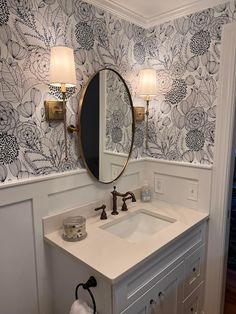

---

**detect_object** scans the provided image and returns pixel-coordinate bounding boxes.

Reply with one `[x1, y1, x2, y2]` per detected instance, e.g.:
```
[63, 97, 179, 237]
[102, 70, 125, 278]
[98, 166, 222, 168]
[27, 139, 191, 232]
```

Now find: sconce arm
[67, 124, 80, 134]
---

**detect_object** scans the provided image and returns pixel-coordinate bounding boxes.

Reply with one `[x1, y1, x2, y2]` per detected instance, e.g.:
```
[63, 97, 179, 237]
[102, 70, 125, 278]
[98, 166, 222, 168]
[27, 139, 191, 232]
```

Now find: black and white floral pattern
[0, 134, 19, 164]
[165, 79, 187, 105]
[106, 71, 132, 153]
[75, 22, 95, 50]
[0, 0, 235, 182]
[190, 30, 211, 55]
[185, 129, 205, 151]
[0, 0, 9, 26]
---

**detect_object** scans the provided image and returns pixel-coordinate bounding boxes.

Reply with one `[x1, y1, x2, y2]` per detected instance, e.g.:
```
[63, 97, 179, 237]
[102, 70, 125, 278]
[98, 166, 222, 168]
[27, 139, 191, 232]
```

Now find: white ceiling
[88, 0, 227, 27]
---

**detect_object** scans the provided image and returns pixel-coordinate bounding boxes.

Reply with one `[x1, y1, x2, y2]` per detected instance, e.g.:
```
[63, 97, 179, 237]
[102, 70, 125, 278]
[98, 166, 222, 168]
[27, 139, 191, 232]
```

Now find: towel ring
[75, 276, 97, 314]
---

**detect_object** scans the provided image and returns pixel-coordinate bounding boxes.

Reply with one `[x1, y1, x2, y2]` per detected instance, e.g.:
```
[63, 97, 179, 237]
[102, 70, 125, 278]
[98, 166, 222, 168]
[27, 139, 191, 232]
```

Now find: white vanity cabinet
[110, 222, 207, 314]
[44, 201, 208, 314]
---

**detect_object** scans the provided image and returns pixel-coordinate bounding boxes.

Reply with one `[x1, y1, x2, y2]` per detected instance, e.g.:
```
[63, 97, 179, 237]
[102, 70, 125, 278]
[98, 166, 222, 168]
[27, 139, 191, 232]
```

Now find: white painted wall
[0, 158, 211, 314]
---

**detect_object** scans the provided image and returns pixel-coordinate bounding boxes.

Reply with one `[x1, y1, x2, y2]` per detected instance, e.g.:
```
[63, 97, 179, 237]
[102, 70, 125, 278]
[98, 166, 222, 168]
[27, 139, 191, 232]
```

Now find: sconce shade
[49, 46, 76, 88]
[137, 68, 157, 100]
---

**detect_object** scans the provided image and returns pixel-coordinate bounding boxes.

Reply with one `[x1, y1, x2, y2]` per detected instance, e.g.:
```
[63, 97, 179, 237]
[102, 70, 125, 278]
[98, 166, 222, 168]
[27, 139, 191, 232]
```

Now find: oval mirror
[78, 68, 134, 184]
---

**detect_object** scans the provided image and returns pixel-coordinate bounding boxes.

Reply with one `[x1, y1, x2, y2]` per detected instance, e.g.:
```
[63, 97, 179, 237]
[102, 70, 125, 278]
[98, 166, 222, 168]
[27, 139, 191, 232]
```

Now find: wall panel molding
[0, 158, 212, 314]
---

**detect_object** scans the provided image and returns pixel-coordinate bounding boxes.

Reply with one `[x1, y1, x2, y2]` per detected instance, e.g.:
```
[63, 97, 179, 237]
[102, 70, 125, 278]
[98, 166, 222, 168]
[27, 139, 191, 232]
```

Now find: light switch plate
[187, 182, 198, 201]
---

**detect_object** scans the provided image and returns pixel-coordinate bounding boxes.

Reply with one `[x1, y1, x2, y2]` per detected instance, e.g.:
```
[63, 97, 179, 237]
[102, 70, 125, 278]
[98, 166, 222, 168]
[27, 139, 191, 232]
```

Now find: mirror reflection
[79, 69, 134, 184]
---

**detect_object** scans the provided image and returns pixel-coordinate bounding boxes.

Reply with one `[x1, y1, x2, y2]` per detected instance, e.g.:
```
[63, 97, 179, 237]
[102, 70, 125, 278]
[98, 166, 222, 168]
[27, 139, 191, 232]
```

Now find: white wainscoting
[0, 158, 212, 314]
[144, 158, 212, 212]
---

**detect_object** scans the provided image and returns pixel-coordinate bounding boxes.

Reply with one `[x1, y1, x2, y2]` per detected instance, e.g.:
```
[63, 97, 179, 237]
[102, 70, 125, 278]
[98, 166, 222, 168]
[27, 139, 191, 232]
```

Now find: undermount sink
[100, 209, 176, 243]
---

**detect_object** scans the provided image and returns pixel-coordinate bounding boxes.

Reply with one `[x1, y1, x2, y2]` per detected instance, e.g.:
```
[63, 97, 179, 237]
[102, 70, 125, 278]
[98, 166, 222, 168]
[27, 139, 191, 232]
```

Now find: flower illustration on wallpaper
[75, 22, 95, 50]
[189, 9, 214, 33]
[0, 164, 7, 182]
[185, 107, 207, 130]
[145, 35, 158, 58]
[28, 47, 50, 82]
[93, 18, 109, 48]
[165, 79, 187, 104]
[132, 125, 145, 158]
[133, 42, 145, 64]
[166, 150, 182, 161]
[204, 122, 215, 143]
[0, 102, 19, 133]
[0, 0, 9, 26]
[111, 127, 123, 143]
[0, 134, 19, 165]
[185, 129, 205, 151]
[110, 110, 125, 127]
[9, 0, 35, 28]
[156, 70, 173, 95]
[133, 25, 146, 43]
[190, 30, 211, 55]
[170, 61, 186, 78]
[210, 15, 229, 40]
[14, 122, 40, 148]
[74, 1, 95, 22]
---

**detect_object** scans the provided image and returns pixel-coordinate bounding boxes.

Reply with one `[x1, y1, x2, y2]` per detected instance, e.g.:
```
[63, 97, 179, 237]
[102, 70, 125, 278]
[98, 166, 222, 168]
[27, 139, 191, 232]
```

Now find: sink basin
[100, 209, 176, 243]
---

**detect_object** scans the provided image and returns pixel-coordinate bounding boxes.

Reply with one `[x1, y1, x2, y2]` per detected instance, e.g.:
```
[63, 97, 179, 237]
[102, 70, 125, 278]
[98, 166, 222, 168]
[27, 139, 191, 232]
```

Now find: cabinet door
[155, 262, 183, 314]
[121, 262, 184, 314]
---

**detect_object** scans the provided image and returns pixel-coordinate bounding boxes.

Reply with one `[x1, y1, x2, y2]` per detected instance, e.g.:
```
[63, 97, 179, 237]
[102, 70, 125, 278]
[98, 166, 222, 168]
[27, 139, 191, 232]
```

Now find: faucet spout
[111, 186, 136, 215]
[125, 191, 136, 202]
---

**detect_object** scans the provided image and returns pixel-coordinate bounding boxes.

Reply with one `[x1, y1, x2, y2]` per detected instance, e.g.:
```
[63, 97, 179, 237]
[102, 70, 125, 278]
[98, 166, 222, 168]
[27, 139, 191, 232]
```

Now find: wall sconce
[46, 46, 77, 161]
[137, 68, 157, 149]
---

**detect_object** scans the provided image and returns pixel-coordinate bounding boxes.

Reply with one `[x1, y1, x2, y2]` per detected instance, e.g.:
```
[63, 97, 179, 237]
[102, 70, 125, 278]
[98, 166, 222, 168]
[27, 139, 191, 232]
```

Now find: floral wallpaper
[138, 3, 235, 163]
[0, 0, 235, 182]
[105, 70, 132, 154]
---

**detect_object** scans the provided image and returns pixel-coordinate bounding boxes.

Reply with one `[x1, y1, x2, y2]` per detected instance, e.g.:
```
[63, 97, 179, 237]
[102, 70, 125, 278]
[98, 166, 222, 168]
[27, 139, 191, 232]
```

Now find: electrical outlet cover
[188, 182, 198, 201]
[155, 177, 164, 194]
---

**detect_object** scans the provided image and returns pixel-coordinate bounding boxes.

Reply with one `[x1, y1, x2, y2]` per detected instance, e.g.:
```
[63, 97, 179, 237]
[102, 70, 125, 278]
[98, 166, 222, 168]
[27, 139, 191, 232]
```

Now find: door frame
[204, 22, 236, 314]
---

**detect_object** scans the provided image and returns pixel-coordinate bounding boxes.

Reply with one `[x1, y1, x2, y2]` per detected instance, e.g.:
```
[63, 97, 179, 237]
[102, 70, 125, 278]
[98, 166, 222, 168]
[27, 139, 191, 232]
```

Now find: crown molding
[86, 0, 228, 28]
[147, 0, 229, 27]
[84, 0, 148, 27]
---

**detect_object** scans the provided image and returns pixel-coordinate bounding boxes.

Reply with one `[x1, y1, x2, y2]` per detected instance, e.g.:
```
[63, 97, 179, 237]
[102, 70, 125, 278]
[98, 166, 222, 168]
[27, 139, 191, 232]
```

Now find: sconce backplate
[134, 106, 145, 122]
[44, 100, 64, 121]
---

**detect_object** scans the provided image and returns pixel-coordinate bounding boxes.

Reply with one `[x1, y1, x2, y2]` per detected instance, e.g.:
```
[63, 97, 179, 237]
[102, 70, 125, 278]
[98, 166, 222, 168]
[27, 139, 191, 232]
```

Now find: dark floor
[224, 269, 236, 314]
[224, 188, 236, 314]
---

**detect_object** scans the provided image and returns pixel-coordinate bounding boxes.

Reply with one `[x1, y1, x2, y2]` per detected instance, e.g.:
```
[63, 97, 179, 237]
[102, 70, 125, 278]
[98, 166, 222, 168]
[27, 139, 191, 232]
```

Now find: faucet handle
[94, 204, 107, 220]
[121, 197, 128, 211]
[121, 195, 133, 211]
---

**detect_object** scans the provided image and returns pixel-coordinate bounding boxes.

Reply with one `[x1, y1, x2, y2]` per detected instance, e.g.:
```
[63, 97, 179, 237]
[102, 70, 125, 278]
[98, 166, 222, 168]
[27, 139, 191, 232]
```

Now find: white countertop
[44, 200, 208, 283]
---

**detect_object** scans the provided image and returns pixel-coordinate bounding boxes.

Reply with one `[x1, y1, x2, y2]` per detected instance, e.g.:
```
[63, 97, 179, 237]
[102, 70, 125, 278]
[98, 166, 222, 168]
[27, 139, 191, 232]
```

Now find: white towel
[69, 299, 94, 314]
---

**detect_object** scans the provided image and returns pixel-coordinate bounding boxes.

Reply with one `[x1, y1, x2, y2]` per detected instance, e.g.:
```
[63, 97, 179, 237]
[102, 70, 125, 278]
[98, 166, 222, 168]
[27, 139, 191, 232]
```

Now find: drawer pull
[193, 267, 196, 272]
[150, 299, 155, 305]
[158, 291, 164, 297]
[191, 307, 194, 312]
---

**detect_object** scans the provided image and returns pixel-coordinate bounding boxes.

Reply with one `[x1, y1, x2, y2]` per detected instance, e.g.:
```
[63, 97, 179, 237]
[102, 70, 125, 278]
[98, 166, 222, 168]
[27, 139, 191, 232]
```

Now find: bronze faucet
[111, 186, 136, 215]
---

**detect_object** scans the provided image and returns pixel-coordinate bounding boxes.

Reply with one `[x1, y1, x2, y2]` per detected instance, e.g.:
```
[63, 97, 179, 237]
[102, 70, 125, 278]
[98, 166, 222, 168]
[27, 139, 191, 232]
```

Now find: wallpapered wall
[0, 0, 235, 182]
[105, 70, 132, 154]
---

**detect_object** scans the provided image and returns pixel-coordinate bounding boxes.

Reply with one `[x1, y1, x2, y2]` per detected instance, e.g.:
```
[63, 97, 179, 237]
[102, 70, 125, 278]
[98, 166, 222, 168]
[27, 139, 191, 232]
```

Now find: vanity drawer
[184, 245, 205, 299]
[113, 223, 206, 314]
[183, 282, 204, 314]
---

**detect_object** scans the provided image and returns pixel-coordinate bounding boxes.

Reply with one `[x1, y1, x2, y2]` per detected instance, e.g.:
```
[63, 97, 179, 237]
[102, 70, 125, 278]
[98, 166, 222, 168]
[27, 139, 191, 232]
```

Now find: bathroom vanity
[43, 199, 208, 314]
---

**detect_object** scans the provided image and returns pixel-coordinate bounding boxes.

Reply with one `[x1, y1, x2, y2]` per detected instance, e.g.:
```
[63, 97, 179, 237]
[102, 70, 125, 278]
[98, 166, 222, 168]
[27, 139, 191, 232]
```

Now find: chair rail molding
[204, 21, 236, 314]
